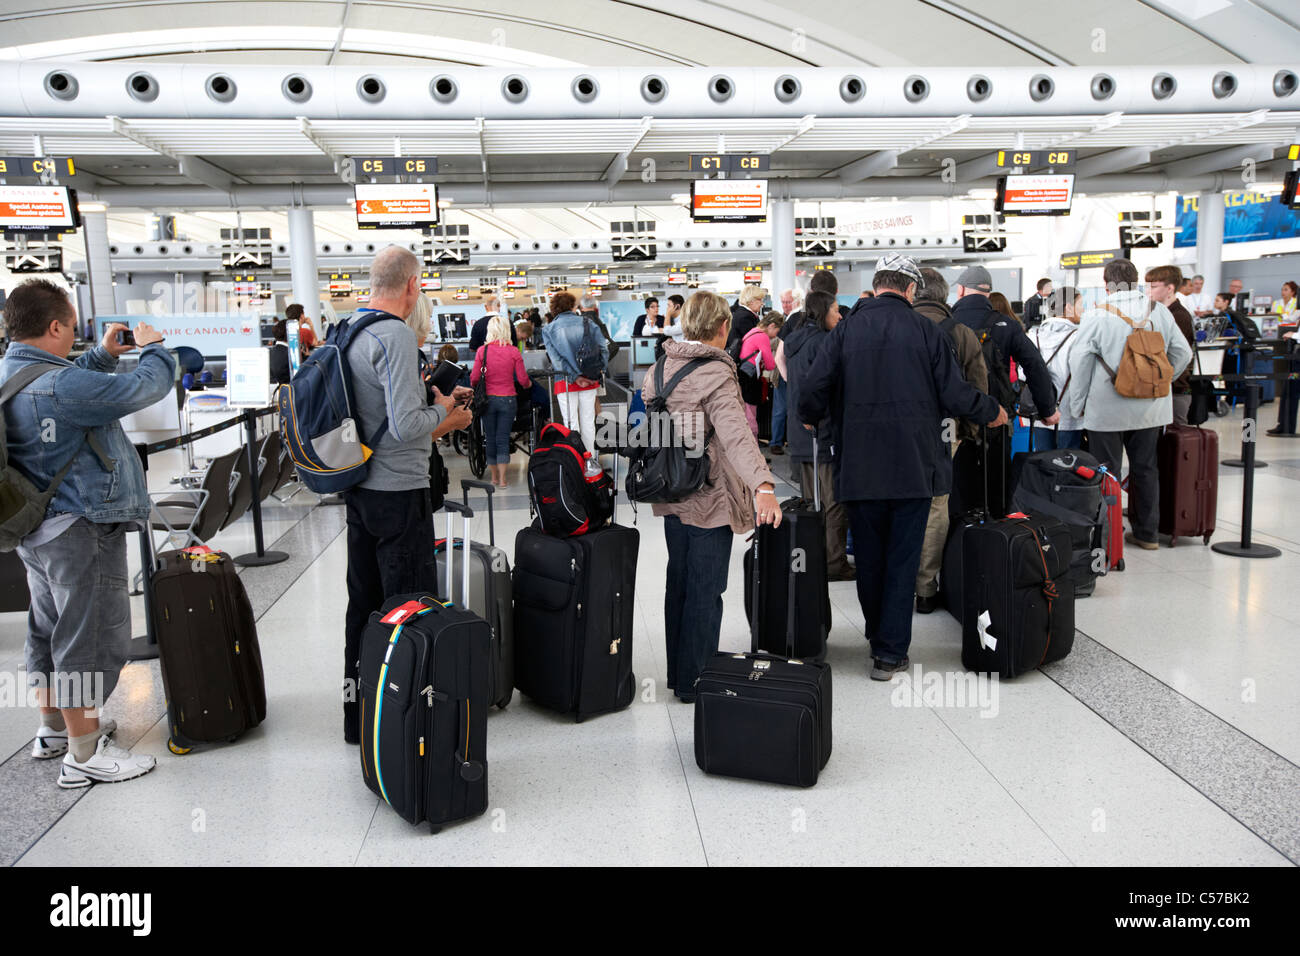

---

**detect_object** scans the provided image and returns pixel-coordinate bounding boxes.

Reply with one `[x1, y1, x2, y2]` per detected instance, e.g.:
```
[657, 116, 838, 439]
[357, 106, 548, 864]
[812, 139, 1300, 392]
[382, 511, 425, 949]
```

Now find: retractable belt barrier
[128, 404, 287, 663]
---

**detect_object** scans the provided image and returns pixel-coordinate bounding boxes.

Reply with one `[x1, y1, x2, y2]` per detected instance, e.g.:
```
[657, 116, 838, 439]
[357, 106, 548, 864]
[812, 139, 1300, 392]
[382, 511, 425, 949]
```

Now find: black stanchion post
[1213, 383, 1281, 559]
[127, 520, 161, 661]
[1224, 346, 1273, 468]
[127, 441, 159, 660]
[234, 407, 289, 567]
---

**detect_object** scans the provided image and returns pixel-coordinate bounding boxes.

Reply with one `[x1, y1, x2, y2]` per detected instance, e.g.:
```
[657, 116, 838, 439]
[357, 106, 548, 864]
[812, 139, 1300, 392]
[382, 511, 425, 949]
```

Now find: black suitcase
[742, 438, 831, 660]
[435, 479, 514, 708]
[512, 455, 638, 721]
[151, 546, 266, 753]
[512, 523, 639, 720]
[953, 512, 1075, 677]
[694, 652, 832, 787]
[941, 428, 1076, 676]
[358, 502, 491, 834]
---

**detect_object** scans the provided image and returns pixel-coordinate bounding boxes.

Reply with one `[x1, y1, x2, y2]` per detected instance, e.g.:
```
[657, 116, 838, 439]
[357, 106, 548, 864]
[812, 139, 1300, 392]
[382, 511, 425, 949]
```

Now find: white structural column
[1195, 191, 1226, 297]
[769, 198, 794, 298]
[80, 209, 116, 328]
[287, 207, 319, 321]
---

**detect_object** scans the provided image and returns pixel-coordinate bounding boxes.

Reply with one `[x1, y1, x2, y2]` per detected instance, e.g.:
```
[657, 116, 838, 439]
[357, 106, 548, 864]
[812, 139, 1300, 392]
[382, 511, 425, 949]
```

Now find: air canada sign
[95, 313, 261, 359]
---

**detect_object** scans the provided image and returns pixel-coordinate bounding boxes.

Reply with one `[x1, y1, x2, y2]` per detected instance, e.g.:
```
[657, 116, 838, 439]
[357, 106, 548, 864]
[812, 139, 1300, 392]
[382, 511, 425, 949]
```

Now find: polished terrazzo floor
[1, 413, 1296, 866]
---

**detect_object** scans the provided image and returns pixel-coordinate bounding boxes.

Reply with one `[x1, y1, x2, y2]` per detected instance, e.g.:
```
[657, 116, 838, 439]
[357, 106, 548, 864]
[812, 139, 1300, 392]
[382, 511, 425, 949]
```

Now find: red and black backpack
[526, 422, 613, 536]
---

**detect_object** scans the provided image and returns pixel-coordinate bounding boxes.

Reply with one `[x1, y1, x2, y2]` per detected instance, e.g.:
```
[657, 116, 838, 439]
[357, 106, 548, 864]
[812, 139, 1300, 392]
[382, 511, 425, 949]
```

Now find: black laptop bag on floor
[694, 652, 832, 787]
[358, 502, 491, 833]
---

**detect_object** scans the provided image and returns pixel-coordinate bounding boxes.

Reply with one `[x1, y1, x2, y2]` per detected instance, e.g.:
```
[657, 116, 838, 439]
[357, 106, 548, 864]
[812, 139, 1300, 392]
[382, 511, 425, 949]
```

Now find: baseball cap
[875, 254, 923, 287]
[956, 265, 993, 292]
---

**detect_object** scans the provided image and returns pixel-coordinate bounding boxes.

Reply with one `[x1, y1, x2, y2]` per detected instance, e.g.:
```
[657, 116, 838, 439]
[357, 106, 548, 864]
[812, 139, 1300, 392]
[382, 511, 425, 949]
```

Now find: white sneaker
[58, 734, 155, 789]
[32, 718, 117, 759]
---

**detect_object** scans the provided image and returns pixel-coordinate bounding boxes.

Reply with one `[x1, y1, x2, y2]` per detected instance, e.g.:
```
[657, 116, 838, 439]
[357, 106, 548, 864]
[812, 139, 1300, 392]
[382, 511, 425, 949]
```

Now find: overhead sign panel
[996, 174, 1075, 216]
[1059, 249, 1122, 269]
[689, 154, 769, 175]
[0, 185, 80, 232]
[351, 156, 438, 177]
[994, 149, 1075, 170]
[355, 183, 440, 230]
[691, 179, 768, 223]
[0, 157, 76, 178]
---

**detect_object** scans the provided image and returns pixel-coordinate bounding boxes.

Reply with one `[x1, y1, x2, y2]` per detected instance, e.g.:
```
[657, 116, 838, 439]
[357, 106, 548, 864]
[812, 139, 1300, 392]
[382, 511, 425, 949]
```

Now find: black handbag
[625, 357, 712, 504]
[471, 345, 489, 414]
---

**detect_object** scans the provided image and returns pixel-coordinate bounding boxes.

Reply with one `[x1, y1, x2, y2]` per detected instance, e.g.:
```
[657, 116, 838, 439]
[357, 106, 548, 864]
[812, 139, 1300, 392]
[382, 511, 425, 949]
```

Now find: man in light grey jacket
[341, 245, 472, 743]
[1068, 259, 1192, 551]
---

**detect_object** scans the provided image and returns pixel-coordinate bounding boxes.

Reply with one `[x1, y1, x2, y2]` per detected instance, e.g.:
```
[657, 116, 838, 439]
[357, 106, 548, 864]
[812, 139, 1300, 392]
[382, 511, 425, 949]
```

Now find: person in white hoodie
[1025, 286, 1085, 450]
[1068, 259, 1192, 551]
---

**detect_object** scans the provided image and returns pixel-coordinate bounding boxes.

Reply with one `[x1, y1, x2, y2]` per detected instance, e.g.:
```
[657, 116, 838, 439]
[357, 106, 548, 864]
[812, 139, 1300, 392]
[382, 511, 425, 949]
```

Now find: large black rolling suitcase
[954, 513, 1075, 677]
[513, 457, 638, 720]
[742, 438, 831, 660]
[694, 652, 832, 787]
[358, 501, 491, 834]
[941, 429, 1076, 677]
[151, 545, 266, 754]
[435, 478, 514, 708]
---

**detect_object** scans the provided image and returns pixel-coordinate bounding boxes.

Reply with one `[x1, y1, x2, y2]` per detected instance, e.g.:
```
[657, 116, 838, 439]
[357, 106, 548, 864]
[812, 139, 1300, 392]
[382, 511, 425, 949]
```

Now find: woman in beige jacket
[641, 291, 782, 702]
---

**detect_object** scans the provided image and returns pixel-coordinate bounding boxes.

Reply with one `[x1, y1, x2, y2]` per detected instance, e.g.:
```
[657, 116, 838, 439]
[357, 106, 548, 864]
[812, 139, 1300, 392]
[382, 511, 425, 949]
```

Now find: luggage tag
[977, 610, 997, 651]
[381, 601, 432, 626]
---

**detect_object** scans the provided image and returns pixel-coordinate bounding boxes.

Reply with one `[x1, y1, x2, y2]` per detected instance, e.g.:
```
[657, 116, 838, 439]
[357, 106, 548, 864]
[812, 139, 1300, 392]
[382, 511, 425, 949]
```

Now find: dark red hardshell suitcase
[1158, 424, 1218, 545]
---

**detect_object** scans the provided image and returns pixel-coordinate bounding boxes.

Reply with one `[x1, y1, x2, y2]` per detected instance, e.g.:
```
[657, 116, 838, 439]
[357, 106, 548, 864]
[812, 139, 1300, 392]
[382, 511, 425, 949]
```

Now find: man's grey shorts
[18, 519, 131, 709]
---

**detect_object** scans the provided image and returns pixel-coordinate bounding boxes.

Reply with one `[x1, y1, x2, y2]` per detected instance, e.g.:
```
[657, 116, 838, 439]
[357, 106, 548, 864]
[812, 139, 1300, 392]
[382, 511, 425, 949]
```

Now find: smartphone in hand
[117, 329, 136, 347]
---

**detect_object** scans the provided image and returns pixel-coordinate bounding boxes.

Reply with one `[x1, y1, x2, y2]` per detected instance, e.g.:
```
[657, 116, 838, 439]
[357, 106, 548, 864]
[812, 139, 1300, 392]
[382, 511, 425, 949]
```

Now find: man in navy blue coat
[799, 255, 1007, 681]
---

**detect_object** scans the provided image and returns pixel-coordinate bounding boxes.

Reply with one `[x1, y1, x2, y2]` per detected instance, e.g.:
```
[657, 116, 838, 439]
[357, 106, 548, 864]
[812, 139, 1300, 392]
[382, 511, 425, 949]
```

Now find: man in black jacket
[799, 255, 1007, 681]
[469, 294, 516, 351]
[1022, 278, 1052, 330]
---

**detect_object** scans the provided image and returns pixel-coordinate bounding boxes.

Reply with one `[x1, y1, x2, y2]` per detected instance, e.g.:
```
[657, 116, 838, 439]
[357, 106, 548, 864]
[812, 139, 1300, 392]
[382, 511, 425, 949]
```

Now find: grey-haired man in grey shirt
[342, 245, 472, 743]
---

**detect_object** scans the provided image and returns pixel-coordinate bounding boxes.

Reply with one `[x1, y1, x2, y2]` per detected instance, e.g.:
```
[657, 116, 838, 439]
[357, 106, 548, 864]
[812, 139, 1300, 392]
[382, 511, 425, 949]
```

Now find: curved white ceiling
[1, 0, 1295, 68]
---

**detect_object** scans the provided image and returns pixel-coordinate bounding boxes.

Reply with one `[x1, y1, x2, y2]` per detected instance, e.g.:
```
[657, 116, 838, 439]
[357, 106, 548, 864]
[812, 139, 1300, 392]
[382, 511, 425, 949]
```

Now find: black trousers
[1087, 427, 1160, 542]
[343, 486, 438, 713]
[845, 497, 931, 664]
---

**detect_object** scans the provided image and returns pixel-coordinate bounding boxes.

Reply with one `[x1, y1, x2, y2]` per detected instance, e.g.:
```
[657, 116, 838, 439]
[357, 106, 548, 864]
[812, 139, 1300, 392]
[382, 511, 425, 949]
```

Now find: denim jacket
[542, 310, 608, 384]
[0, 342, 177, 523]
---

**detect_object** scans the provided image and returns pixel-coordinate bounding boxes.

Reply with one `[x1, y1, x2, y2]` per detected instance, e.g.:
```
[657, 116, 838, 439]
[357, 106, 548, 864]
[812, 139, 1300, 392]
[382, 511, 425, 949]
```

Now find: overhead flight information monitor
[691, 179, 768, 223]
[354, 183, 439, 229]
[0, 185, 80, 233]
[996, 174, 1075, 217]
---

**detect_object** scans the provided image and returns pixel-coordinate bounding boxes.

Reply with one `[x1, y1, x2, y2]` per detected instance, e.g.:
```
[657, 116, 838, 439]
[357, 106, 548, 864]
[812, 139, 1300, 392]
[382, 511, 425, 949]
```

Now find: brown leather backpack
[1098, 304, 1174, 399]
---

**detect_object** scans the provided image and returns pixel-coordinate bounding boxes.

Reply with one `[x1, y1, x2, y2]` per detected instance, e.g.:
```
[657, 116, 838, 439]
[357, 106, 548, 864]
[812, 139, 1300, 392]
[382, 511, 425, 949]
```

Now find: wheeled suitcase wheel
[167, 738, 192, 756]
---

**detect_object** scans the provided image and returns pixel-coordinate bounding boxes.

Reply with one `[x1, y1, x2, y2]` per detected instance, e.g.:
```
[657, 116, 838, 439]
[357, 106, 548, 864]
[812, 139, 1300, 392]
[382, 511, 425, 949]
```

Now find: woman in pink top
[739, 311, 783, 436]
[470, 315, 533, 487]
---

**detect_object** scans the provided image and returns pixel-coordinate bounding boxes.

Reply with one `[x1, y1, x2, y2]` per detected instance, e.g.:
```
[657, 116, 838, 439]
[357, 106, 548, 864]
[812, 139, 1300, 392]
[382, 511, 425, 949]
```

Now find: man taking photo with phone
[1, 279, 174, 789]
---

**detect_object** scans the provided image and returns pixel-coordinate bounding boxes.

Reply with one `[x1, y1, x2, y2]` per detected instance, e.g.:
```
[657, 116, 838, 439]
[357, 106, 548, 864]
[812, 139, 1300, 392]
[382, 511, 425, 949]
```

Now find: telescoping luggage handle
[461, 478, 495, 546]
[443, 500, 475, 606]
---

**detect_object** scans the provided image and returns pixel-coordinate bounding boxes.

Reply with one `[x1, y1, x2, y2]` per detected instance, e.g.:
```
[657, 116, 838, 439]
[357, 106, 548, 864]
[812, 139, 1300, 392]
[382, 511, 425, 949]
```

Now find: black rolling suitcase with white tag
[742, 437, 831, 661]
[152, 545, 266, 754]
[358, 501, 491, 833]
[435, 478, 514, 708]
[943, 429, 1076, 677]
[512, 455, 638, 721]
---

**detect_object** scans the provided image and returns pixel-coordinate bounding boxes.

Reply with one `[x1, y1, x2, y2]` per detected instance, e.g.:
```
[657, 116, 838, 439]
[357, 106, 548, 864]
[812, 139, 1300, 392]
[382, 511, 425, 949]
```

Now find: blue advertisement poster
[1174, 192, 1300, 247]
